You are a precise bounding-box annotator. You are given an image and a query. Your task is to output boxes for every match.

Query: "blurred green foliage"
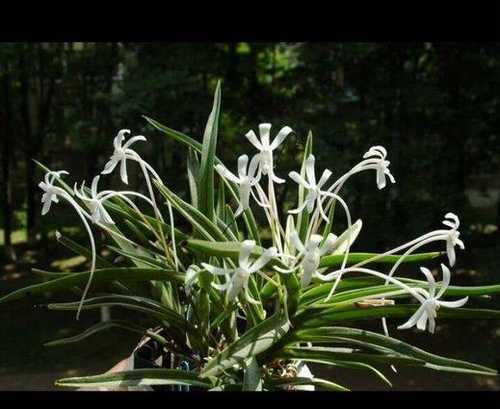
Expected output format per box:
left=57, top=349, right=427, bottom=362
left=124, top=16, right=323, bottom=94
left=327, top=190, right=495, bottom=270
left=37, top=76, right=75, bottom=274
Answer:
left=1, top=42, right=499, bottom=257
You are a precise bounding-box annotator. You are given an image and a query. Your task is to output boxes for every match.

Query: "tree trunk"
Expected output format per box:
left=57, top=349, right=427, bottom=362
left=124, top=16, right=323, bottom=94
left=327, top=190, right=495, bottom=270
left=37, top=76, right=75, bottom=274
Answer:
left=18, top=46, right=37, bottom=243
left=0, top=62, right=16, bottom=260
left=25, top=154, right=37, bottom=243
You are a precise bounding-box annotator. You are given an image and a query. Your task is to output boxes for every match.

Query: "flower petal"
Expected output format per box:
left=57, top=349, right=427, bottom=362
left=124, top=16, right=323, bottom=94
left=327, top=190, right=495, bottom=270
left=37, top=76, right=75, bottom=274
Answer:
left=420, top=267, right=436, bottom=297
left=237, top=155, right=249, bottom=179
left=259, top=123, right=272, bottom=147
left=215, top=164, right=240, bottom=184
left=305, top=155, right=316, bottom=185
left=269, top=126, right=292, bottom=150
left=444, top=212, right=459, bottom=228
left=447, top=239, right=456, bottom=267
left=101, top=159, right=117, bottom=175
left=114, top=129, right=130, bottom=149
left=245, top=130, right=263, bottom=150
left=289, top=230, right=306, bottom=254
left=376, top=169, right=386, bottom=190
left=120, top=158, right=128, bottom=184
left=201, top=263, right=232, bottom=276
left=248, top=154, right=261, bottom=180
left=435, top=263, right=451, bottom=299
left=438, top=296, right=468, bottom=309
left=41, top=199, right=52, bottom=215
left=239, top=240, right=256, bottom=268
left=248, top=247, right=277, bottom=273
left=317, top=169, right=333, bottom=189
left=416, top=311, right=429, bottom=331
left=91, top=176, right=100, bottom=197
left=289, top=171, right=311, bottom=189
left=123, top=135, right=146, bottom=150
left=397, top=303, right=426, bottom=330
left=227, top=274, right=246, bottom=302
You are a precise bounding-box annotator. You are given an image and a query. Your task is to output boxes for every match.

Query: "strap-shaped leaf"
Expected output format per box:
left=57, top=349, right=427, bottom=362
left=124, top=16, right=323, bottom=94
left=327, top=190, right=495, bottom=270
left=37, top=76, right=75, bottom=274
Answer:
left=104, top=198, right=187, bottom=242
left=267, top=376, right=349, bottom=391
left=155, top=182, right=227, bottom=242
left=286, top=326, right=498, bottom=376
left=54, top=231, right=113, bottom=268
left=55, top=369, right=212, bottom=388
left=301, top=277, right=500, bottom=305
left=319, top=251, right=442, bottom=268
left=44, top=319, right=156, bottom=346
left=281, top=346, right=423, bottom=366
left=277, top=347, right=403, bottom=386
left=296, top=304, right=500, bottom=328
left=144, top=115, right=260, bottom=244
left=0, top=268, right=180, bottom=304
left=198, top=80, right=221, bottom=222
left=47, top=295, right=201, bottom=343
left=201, top=313, right=290, bottom=378
left=187, top=148, right=200, bottom=208
left=243, top=357, right=263, bottom=391
left=187, top=239, right=440, bottom=273
left=296, top=131, right=313, bottom=242
left=107, top=245, right=172, bottom=270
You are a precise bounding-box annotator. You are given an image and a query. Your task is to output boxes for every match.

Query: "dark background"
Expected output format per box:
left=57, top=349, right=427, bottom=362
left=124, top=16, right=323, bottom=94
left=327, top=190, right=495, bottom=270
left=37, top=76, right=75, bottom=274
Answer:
left=0, top=42, right=499, bottom=390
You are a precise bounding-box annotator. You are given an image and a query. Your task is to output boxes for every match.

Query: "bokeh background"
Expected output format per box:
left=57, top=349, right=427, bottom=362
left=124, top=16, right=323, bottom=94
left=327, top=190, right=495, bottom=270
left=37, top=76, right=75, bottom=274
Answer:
left=1, top=42, right=499, bottom=390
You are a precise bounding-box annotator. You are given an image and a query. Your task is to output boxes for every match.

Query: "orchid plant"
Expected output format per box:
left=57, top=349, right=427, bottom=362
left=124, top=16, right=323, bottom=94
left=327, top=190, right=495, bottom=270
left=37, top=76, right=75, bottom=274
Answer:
left=4, top=81, right=500, bottom=391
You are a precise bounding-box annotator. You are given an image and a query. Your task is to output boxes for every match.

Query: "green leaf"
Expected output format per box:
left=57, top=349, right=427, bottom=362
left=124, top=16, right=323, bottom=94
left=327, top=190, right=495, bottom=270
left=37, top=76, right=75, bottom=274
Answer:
left=243, top=357, right=263, bottom=391
left=0, top=268, right=180, bottom=305
left=329, top=219, right=363, bottom=255
left=198, top=80, right=221, bottom=221
left=55, top=369, right=212, bottom=388
left=296, top=131, right=313, bottom=242
left=104, top=198, right=187, bottom=242
left=144, top=115, right=260, bottom=244
left=319, top=251, right=442, bottom=269
left=280, top=346, right=420, bottom=372
left=107, top=245, right=171, bottom=270
left=187, top=148, right=200, bottom=208
left=155, top=182, right=228, bottom=242
left=301, top=276, right=500, bottom=305
left=54, top=231, right=113, bottom=268
left=47, top=295, right=201, bottom=347
left=201, top=313, right=290, bottom=378
left=267, top=376, right=349, bottom=391
left=287, top=326, right=497, bottom=376
left=44, top=320, right=153, bottom=346
left=296, top=304, right=500, bottom=328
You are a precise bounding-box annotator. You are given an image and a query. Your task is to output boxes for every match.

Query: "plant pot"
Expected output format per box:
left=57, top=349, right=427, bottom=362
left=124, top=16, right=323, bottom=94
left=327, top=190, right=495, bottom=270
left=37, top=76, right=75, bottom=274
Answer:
left=77, top=328, right=166, bottom=391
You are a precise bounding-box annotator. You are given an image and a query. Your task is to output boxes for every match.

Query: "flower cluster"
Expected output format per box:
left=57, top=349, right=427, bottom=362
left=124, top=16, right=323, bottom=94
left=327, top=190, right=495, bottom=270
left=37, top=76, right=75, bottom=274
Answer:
left=40, top=122, right=467, bottom=336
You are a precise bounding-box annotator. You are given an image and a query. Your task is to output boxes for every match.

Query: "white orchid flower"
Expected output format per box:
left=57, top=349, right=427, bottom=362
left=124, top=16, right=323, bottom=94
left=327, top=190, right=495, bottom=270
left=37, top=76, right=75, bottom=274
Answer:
left=286, top=231, right=338, bottom=287
left=362, top=145, right=396, bottom=190
left=308, top=145, right=395, bottom=234
left=39, top=170, right=98, bottom=320
left=398, top=264, right=468, bottom=334
left=74, top=176, right=115, bottom=224
left=288, top=154, right=334, bottom=223
left=245, top=124, right=292, bottom=183
left=38, top=170, right=69, bottom=215
left=185, top=265, right=202, bottom=296
left=101, top=128, right=179, bottom=270
left=215, top=154, right=263, bottom=217
left=442, top=212, right=465, bottom=267
left=101, top=129, right=147, bottom=184
left=201, top=240, right=277, bottom=304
